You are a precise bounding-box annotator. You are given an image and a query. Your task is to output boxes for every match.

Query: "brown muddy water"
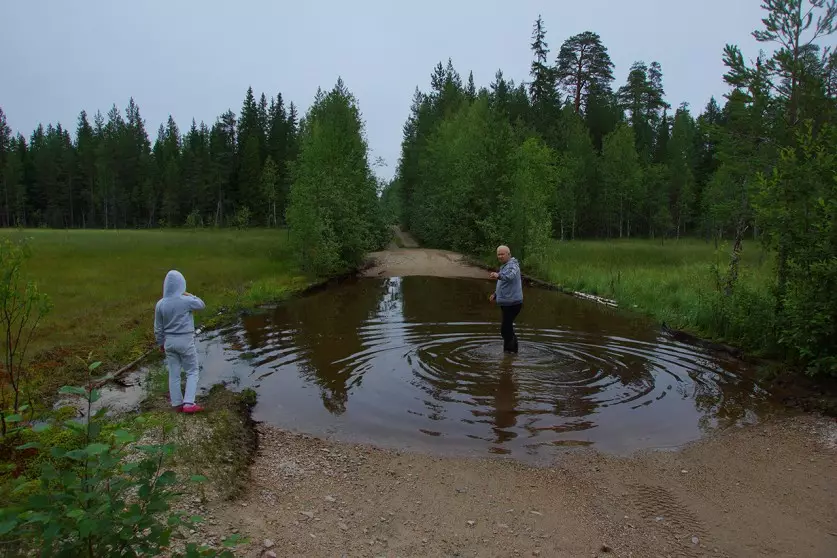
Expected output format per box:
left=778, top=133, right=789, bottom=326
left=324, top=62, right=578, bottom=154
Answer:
left=197, top=276, right=778, bottom=460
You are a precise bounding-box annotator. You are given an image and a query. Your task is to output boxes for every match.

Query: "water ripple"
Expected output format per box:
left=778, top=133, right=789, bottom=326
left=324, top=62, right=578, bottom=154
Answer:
left=198, top=276, right=775, bottom=458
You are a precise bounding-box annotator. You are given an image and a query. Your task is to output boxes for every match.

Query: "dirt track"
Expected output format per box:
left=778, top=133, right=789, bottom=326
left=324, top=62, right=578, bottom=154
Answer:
left=190, top=417, right=835, bottom=558
left=363, top=228, right=489, bottom=279
left=187, top=230, right=837, bottom=558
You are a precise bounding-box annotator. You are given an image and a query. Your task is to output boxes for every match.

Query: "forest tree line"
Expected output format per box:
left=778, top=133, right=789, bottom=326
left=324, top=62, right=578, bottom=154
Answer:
left=386, top=1, right=837, bottom=376
left=390, top=13, right=837, bottom=250
left=0, top=88, right=301, bottom=229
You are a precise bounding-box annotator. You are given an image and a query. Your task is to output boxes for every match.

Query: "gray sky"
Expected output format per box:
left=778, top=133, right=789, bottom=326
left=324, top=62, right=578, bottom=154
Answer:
left=1, top=0, right=765, bottom=180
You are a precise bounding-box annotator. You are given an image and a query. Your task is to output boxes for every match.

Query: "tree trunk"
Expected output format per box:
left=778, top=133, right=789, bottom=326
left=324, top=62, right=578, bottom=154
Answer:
left=3, top=178, right=9, bottom=228
left=724, top=216, right=748, bottom=296
left=619, top=200, right=624, bottom=238
left=571, top=210, right=576, bottom=240
left=69, top=176, right=74, bottom=228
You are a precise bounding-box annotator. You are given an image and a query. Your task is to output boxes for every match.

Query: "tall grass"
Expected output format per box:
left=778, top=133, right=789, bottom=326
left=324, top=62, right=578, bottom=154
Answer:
left=525, top=238, right=778, bottom=355
left=0, top=228, right=309, bottom=394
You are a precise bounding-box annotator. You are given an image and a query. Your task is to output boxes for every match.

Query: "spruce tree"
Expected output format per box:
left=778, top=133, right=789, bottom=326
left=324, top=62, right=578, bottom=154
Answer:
left=239, top=133, right=262, bottom=220
left=0, top=107, right=12, bottom=226
left=667, top=105, right=697, bottom=237
left=287, top=79, right=385, bottom=274
left=466, top=71, right=477, bottom=102
left=528, top=16, right=559, bottom=141
left=261, top=155, right=280, bottom=227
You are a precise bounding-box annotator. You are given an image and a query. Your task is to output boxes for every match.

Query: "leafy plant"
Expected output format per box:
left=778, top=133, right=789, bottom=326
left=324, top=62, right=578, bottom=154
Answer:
left=0, top=238, right=52, bottom=436
left=0, top=357, right=240, bottom=557
left=185, top=209, right=204, bottom=230
left=231, top=207, right=251, bottom=230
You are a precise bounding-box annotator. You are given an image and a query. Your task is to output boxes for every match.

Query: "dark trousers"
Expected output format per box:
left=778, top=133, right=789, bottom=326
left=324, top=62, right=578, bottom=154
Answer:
left=500, top=303, right=522, bottom=353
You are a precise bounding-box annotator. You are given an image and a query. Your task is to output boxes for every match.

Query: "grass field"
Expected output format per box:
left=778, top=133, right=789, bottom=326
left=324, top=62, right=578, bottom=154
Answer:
left=0, top=228, right=310, bottom=396
left=523, top=238, right=777, bottom=354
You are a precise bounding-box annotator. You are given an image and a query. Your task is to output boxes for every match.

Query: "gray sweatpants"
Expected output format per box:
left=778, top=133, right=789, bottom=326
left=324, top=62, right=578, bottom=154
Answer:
left=165, top=334, right=199, bottom=406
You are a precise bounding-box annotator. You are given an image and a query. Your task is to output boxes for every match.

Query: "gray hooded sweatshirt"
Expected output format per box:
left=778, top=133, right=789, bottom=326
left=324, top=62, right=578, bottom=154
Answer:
left=154, top=270, right=205, bottom=346
left=495, top=257, right=523, bottom=306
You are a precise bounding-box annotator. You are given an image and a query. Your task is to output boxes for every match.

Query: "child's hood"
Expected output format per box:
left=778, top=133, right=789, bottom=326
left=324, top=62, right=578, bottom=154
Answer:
left=163, top=270, right=187, bottom=298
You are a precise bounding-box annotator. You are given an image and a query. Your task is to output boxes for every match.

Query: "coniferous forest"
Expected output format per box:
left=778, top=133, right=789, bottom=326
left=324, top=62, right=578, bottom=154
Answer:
left=1, top=1, right=836, bottom=375
left=0, top=87, right=300, bottom=230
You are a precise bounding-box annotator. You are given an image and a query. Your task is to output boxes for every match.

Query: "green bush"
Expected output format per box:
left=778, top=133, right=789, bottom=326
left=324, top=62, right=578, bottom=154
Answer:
left=0, top=359, right=240, bottom=557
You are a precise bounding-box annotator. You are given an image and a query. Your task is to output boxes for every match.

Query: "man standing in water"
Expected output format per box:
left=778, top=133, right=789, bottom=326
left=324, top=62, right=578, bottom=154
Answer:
left=489, top=245, right=523, bottom=353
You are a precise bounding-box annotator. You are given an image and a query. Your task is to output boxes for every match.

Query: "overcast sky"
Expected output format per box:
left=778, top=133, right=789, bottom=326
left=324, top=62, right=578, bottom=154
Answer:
left=2, top=0, right=767, bottom=179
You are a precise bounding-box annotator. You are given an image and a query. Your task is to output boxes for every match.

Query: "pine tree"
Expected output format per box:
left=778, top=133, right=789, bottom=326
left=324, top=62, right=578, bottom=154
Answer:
left=617, top=61, right=668, bottom=160
left=555, top=31, right=615, bottom=114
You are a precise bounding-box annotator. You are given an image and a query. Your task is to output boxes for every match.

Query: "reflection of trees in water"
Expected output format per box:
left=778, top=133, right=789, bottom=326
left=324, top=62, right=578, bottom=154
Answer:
left=690, top=364, right=767, bottom=432
left=240, top=313, right=270, bottom=350
left=463, top=358, right=521, bottom=445
left=400, top=276, right=493, bottom=413
left=277, top=278, right=389, bottom=415
left=645, top=338, right=767, bottom=432
left=552, top=341, right=655, bottom=418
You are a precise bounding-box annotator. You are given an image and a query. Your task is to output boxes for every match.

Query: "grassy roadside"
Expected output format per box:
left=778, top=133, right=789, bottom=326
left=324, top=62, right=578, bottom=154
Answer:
left=0, top=228, right=313, bottom=403
left=0, top=228, right=318, bottom=554
left=482, top=238, right=776, bottom=354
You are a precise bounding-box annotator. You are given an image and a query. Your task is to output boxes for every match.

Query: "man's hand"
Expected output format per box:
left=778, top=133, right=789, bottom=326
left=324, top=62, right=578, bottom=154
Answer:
left=184, top=291, right=193, bottom=297
left=489, top=272, right=499, bottom=280
left=159, top=345, right=165, bottom=353
left=489, top=293, right=496, bottom=304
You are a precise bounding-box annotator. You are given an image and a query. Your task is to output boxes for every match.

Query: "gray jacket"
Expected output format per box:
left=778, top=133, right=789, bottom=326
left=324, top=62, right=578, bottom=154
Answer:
left=495, top=257, right=523, bottom=306
left=154, top=270, right=205, bottom=346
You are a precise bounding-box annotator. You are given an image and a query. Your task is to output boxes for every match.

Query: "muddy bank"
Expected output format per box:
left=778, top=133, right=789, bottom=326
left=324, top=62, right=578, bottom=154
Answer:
left=182, top=414, right=836, bottom=558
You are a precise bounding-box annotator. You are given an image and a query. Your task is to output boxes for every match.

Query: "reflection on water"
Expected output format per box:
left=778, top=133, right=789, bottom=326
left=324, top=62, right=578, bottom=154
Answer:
left=198, top=276, right=777, bottom=458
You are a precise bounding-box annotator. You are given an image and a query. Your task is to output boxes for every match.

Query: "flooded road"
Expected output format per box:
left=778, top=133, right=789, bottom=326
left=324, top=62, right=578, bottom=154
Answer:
left=198, top=276, right=777, bottom=459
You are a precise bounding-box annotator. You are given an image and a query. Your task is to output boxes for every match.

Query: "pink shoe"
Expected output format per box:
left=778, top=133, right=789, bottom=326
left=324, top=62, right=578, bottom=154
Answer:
left=181, top=403, right=204, bottom=414
left=172, top=405, right=184, bottom=412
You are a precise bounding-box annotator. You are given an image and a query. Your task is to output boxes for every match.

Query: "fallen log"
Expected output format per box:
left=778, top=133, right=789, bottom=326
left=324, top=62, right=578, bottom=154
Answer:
left=92, top=349, right=153, bottom=389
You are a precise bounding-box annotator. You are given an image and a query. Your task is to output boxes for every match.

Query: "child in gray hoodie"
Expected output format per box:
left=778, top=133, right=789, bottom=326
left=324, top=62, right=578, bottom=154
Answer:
left=154, top=270, right=206, bottom=413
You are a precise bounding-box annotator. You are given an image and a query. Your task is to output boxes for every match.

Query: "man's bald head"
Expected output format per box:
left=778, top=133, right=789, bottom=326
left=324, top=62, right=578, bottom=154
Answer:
left=496, top=245, right=511, bottom=264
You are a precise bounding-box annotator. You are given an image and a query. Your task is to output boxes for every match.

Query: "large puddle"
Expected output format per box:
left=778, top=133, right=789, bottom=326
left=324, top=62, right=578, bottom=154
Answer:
left=198, top=276, right=777, bottom=460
